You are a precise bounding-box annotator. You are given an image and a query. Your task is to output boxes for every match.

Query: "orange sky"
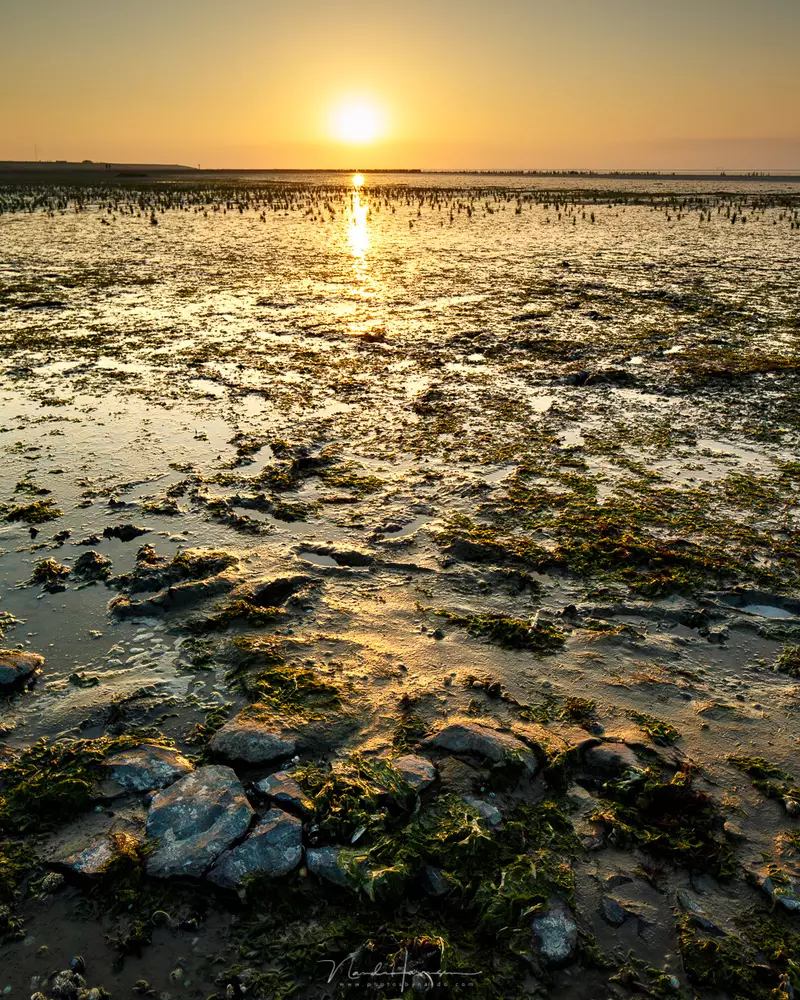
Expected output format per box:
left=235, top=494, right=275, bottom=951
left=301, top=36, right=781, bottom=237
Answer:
left=2, top=0, right=799, bottom=170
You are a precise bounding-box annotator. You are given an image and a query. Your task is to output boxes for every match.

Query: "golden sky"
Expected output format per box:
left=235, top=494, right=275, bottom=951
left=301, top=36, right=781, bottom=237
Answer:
left=2, top=0, right=799, bottom=170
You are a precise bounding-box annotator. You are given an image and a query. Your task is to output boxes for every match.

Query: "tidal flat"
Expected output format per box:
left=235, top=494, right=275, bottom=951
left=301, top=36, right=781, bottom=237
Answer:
left=1, top=172, right=799, bottom=999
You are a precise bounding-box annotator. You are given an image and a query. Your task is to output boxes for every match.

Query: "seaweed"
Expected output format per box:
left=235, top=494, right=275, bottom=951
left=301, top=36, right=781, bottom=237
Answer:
left=591, top=765, right=735, bottom=876
left=0, top=734, right=173, bottom=834
left=434, top=608, right=564, bottom=653
left=627, top=710, right=681, bottom=745
left=0, top=497, right=63, bottom=524
left=727, top=755, right=800, bottom=802
left=774, top=644, right=800, bottom=678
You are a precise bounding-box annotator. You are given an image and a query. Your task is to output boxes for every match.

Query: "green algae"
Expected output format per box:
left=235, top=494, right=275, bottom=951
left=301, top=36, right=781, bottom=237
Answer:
left=774, top=644, right=800, bottom=678
left=591, top=765, right=735, bottom=876
left=0, top=734, right=173, bottom=834
left=727, top=755, right=800, bottom=802
left=31, top=556, right=70, bottom=585
left=0, top=497, right=63, bottom=524
left=627, top=710, right=681, bottom=745
left=186, top=599, right=282, bottom=634
left=678, top=912, right=799, bottom=999
left=433, top=608, right=564, bottom=653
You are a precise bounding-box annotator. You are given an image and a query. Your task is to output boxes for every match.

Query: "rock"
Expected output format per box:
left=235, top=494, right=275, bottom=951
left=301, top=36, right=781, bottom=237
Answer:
left=50, top=971, right=87, bottom=1000
left=0, top=649, right=43, bottom=687
left=531, top=901, right=579, bottom=967
left=306, top=846, right=351, bottom=888
left=748, top=867, right=800, bottom=913
left=723, top=819, right=746, bottom=841
left=255, top=772, right=313, bottom=816
left=103, top=524, right=149, bottom=542
left=599, top=896, right=629, bottom=927
left=73, top=550, right=113, bottom=581
left=420, top=722, right=538, bottom=774
left=676, top=890, right=724, bottom=933
left=463, top=795, right=503, bottom=828
left=145, top=766, right=254, bottom=878
left=784, top=797, right=800, bottom=817
left=108, top=575, right=235, bottom=618
left=605, top=873, right=633, bottom=890
left=210, top=718, right=297, bottom=765
left=421, top=865, right=455, bottom=897
left=208, top=808, right=303, bottom=888
left=62, top=838, right=117, bottom=876
left=393, top=754, right=437, bottom=791
left=103, top=745, right=194, bottom=791
left=582, top=741, right=641, bottom=775
left=566, top=784, right=599, bottom=815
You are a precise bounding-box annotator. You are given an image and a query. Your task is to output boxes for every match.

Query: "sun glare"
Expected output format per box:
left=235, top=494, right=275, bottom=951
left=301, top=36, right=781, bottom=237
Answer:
left=331, top=100, right=383, bottom=145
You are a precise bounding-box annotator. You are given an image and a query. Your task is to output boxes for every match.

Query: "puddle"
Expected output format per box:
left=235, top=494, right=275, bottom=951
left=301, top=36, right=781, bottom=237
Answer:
left=383, top=514, right=432, bottom=538
left=296, top=550, right=339, bottom=567
left=740, top=603, right=796, bottom=619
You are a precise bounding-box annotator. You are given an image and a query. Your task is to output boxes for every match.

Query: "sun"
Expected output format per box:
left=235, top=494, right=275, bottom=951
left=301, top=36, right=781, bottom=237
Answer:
left=331, top=100, right=384, bottom=145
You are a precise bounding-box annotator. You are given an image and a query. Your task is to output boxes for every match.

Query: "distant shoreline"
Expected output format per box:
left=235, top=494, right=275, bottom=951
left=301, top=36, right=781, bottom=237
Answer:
left=1, top=161, right=799, bottom=183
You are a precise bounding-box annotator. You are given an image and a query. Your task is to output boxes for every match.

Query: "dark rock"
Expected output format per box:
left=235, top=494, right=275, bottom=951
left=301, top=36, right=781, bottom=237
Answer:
left=531, top=901, right=579, bottom=967
left=210, top=718, right=297, bottom=765
left=421, top=865, right=455, bottom=897
left=255, top=771, right=313, bottom=816
left=145, top=766, right=254, bottom=878
left=420, top=721, right=538, bottom=773
left=208, top=808, right=302, bottom=887
left=108, top=575, right=235, bottom=617
left=393, top=754, right=437, bottom=791
left=75, top=534, right=102, bottom=546
left=103, top=745, right=194, bottom=791
left=599, top=896, right=629, bottom=927
left=306, top=845, right=351, bottom=887
left=73, top=550, right=113, bottom=581
left=0, top=649, right=44, bottom=687
left=605, top=873, right=633, bottom=889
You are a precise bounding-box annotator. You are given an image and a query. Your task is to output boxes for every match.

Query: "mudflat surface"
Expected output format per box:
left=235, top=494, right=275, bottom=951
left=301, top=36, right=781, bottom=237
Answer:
left=1, top=174, right=799, bottom=999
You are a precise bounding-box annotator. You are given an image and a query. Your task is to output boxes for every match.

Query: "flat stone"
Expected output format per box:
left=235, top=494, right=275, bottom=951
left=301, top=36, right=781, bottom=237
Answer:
left=582, top=741, right=640, bottom=775
left=420, top=721, right=538, bottom=773
left=531, top=901, right=579, bottom=967
left=599, top=896, right=629, bottom=927
left=145, top=765, right=254, bottom=878
left=256, top=771, right=314, bottom=816
left=62, top=837, right=117, bottom=876
left=306, top=845, right=352, bottom=888
left=103, top=745, right=194, bottom=791
left=393, top=754, right=437, bottom=791
left=208, top=808, right=303, bottom=888
left=0, top=649, right=44, bottom=687
left=210, top=718, right=297, bottom=765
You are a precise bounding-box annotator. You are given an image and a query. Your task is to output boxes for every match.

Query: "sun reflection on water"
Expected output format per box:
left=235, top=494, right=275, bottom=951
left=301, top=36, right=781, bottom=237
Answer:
left=348, top=180, right=369, bottom=260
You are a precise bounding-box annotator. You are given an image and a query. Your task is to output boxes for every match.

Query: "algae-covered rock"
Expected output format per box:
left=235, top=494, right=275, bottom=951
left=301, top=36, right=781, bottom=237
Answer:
left=420, top=721, right=538, bottom=773
left=255, top=771, right=313, bottom=816
left=103, top=744, right=194, bottom=791
left=210, top=718, right=297, bottom=765
left=748, top=866, right=800, bottom=913
left=73, top=550, right=113, bottom=581
left=0, top=649, right=43, bottom=687
left=103, top=523, right=149, bottom=542
left=207, top=808, right=302, bottom=888
left=145, top=765, right=254, bottom=878
left=531, top=900, right=579, bottom=967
